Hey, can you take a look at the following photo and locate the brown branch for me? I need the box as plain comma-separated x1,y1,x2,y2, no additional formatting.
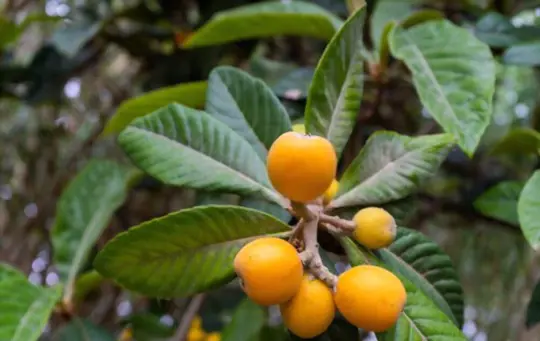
170,294,206,341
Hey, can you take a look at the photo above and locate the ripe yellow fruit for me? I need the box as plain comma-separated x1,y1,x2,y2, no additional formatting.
267,132,337,203
187,326,206,341
292,123,306,134
334,265,406,332
323,179,339,205
352,207,396,249
206,332,221,341
280,275,335,338
233,237,303,306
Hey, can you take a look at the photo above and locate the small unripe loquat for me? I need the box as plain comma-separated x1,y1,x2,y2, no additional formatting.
280,275,335,338
334,265,406,332
323,179,339,205
352,207,396,249
233,237,303,306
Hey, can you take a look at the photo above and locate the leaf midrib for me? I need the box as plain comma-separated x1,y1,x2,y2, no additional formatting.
11,290,53,341
127,126,284,206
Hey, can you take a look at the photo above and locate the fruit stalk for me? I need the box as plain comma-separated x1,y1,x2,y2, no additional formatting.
291,202,338,288
319,214,356,234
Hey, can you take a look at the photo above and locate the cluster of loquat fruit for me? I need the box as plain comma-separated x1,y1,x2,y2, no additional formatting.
186,315,221,341
233,128,407,338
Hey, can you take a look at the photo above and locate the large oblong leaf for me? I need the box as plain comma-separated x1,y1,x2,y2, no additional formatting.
51,159,140,302
304,5,365,159
379,227,464,327
329,132,453,209
182,1,343,49
340,238,467,341
102,81,207,136
118,103,284,206
206,66,291,161
0,272,62,341
94,205,291,298
518,171,540,250
474,180,524,226
389,19,496,156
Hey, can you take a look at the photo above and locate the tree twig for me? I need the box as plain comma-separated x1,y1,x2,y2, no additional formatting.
170,293,206,341
319,214,356,233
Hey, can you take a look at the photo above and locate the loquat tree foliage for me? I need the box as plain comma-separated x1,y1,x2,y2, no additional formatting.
4,0,540,340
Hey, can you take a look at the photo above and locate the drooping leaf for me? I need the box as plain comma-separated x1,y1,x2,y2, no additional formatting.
0,263,25,282
329,132,453,209
0,276,62,341
182,1,343,49
94,206,291,297
117,103,285,207
389,19,496,155
102,81,207,135
474,180,524,226
51,160,140,302
304,5,366,159
526,279,540,328
221,298,266,341
474,12,540,48
380,227,464,326
206,66,291,161
51,8,103,57
518,171,540,250
491,128,540,156
503,41,540,66
53,318,115,341
340,238,467,340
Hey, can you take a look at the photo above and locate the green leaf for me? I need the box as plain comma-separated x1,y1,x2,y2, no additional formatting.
0,277,62,341
182,1,343,49
526,279,540,328
51,160,140,302
239,197,291,224
329,132,453,209
51,8,103,57
379,227,464,326
474,180,524,226
474,12,540,48
53,318,115,341
127,313,176,340
491,128,540,156
389,19,496,155
503,41,540,66
0,263,26,282
73,270,104,302
94,206,291,298
222,298,266,341
206,66,291,161
518,171,540,250
102,81,207,135
118,103,285,206
340,238,467,340
304,5,365,159
0,16,22,48
371,0,426,50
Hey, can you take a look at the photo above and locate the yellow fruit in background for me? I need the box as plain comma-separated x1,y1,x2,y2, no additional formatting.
280,275,335,338
233,237,303,306
292,123,306,134
187,326,207,341
191,315,202,329
267,131,337,203
323,179,339,205
334,265,406,332
206,332,221,341
352,207,396,249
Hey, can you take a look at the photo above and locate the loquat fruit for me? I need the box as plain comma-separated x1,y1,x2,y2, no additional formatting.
352,207,396,249
206,332,221,341
323,179,339,205
233,237,303,306
187,326,206,341
267,131,337,203
280,275,335,338
292,123,306,134
190,315,202,330
334,265,406,332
